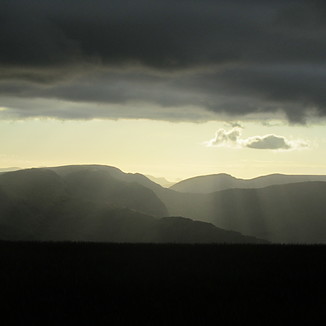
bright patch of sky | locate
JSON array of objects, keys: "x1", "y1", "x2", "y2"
[{"x1": 1, "y1": 118, "x2": 326, "y2": 180}]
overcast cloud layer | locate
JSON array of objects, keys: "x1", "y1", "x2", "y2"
[{"x1": 1, "y1": 0, "x2": 326, "y2": 122}]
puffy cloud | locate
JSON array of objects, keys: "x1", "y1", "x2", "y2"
[
  {"x1": 206, "y1": 128, "x2": 308, "y2": 151},
  {"x1": 207, "y1": 128, "x2": 242, "y2": 148},
  {"x1": 1, "y1": 1, "x2": 326, "y2": 122},
  {"x1": 243, "y1": 135, "x2": 308, "y2": 150},
  {"x1": 244, "y1": 135, "x2": 291, "y2": 150}
]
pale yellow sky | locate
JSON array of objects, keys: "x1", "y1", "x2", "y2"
[{"x1": 1, "y1": 118, "x2": 326, "y2": 181}]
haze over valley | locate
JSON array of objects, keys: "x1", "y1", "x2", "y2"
[{"x1": 1, "y1": 165, "x2": 326, "y2": 244}]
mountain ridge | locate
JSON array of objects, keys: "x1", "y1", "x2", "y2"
[
  {"x1": 2, "y1": 165, "x2": 326, "y2": 243},
  {"x1": 0, "y1": 166, "x2": 266, "y2": 244},
  {"x1": 164, "y1": 181, "x2": 326, "y2": 243},
  {"x1": 170, "y1": 172, "x2": 326, "y2": 193}
]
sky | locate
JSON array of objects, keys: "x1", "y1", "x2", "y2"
[{"x1": 1, "y1": 0, "x2": 326, "y2": 180}]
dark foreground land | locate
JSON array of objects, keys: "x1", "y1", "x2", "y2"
[{"x1": 1, "y1": 242, "x2": 326, "y2": 325}]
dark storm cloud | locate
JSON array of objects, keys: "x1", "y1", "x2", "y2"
[{"x1": 1, "y1": 0, "x2": 326, "y2": 122}]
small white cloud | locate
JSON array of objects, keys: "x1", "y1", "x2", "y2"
[
  {"x1": 206, "y1": 127, "x2": 242, "y2": 148},
  {"x1": 206, "y1": 128, "x2": 309, "y2": 151}
]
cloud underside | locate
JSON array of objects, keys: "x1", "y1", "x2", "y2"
[
  {"x1": 1, "y1": 0, "x2": 326, "y2": 122},
  {"x1": 207, "y1": 128, "x2": 308, "y2": 151}
]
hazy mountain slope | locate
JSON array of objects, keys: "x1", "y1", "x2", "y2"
[
  {"x1": 170, "y1": 174, "x2": 244, "y2": 193},
  {"x1": 250, "y1": 174, "x2": 326, "y2": 188},
  {"x1": 0, "y1": 168, "x2": 66, "y2": 208},
  {"x1": 50, "y1": 165, "x2": 164, "y2": 192},
  {"x1": 3, "y1": 165, "x2": 326, "y2": 243},
  {"x1": 0, "y1": 167, "x2": 168, "y2": 218},
  {"x1": 161, "y1": 182, "x2": 326, "y2": 243},
  {"x1": 51, "y1": 165, "x2": 172, "y2": 215},
  {"x1": 145, "y1": 175, "x2": 175, "y2": 188},
  {"x1": 62, "y1": 169, "x2": 168, "y2": 217},
  {"x1": 0, "y1": 169, "x2": 265, "y2": 243},
  {"x1": 171, "y1": 173, "x2": 326, "y2": 193}
]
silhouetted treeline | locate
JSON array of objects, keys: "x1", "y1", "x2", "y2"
[{"x1": 1, "y1": 241, "x2": 326, "y2": 324}]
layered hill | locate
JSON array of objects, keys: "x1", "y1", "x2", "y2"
[
  {"x1": 2, "y1": 165, "x2": 326, "y2": 243},
  {"x1": 170, "y1": 173, "x2": 326, "y2": 193},
  {"x1": 0, "y1": 167, "x2": 167, "y2": 217},
  {"x1": 161, "y1": 182, "x2": 326, "y2": 243},
  {"x1": 0, "y1": 167, "x2": 264, "y2": 243}
]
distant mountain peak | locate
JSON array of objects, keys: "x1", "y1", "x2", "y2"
[
  {"x1": 171, "y1": 172, "x2": 326, "y2": 194},
  {"x1": 145, "y1": 175, "x2": 175, "y2": 188}
]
